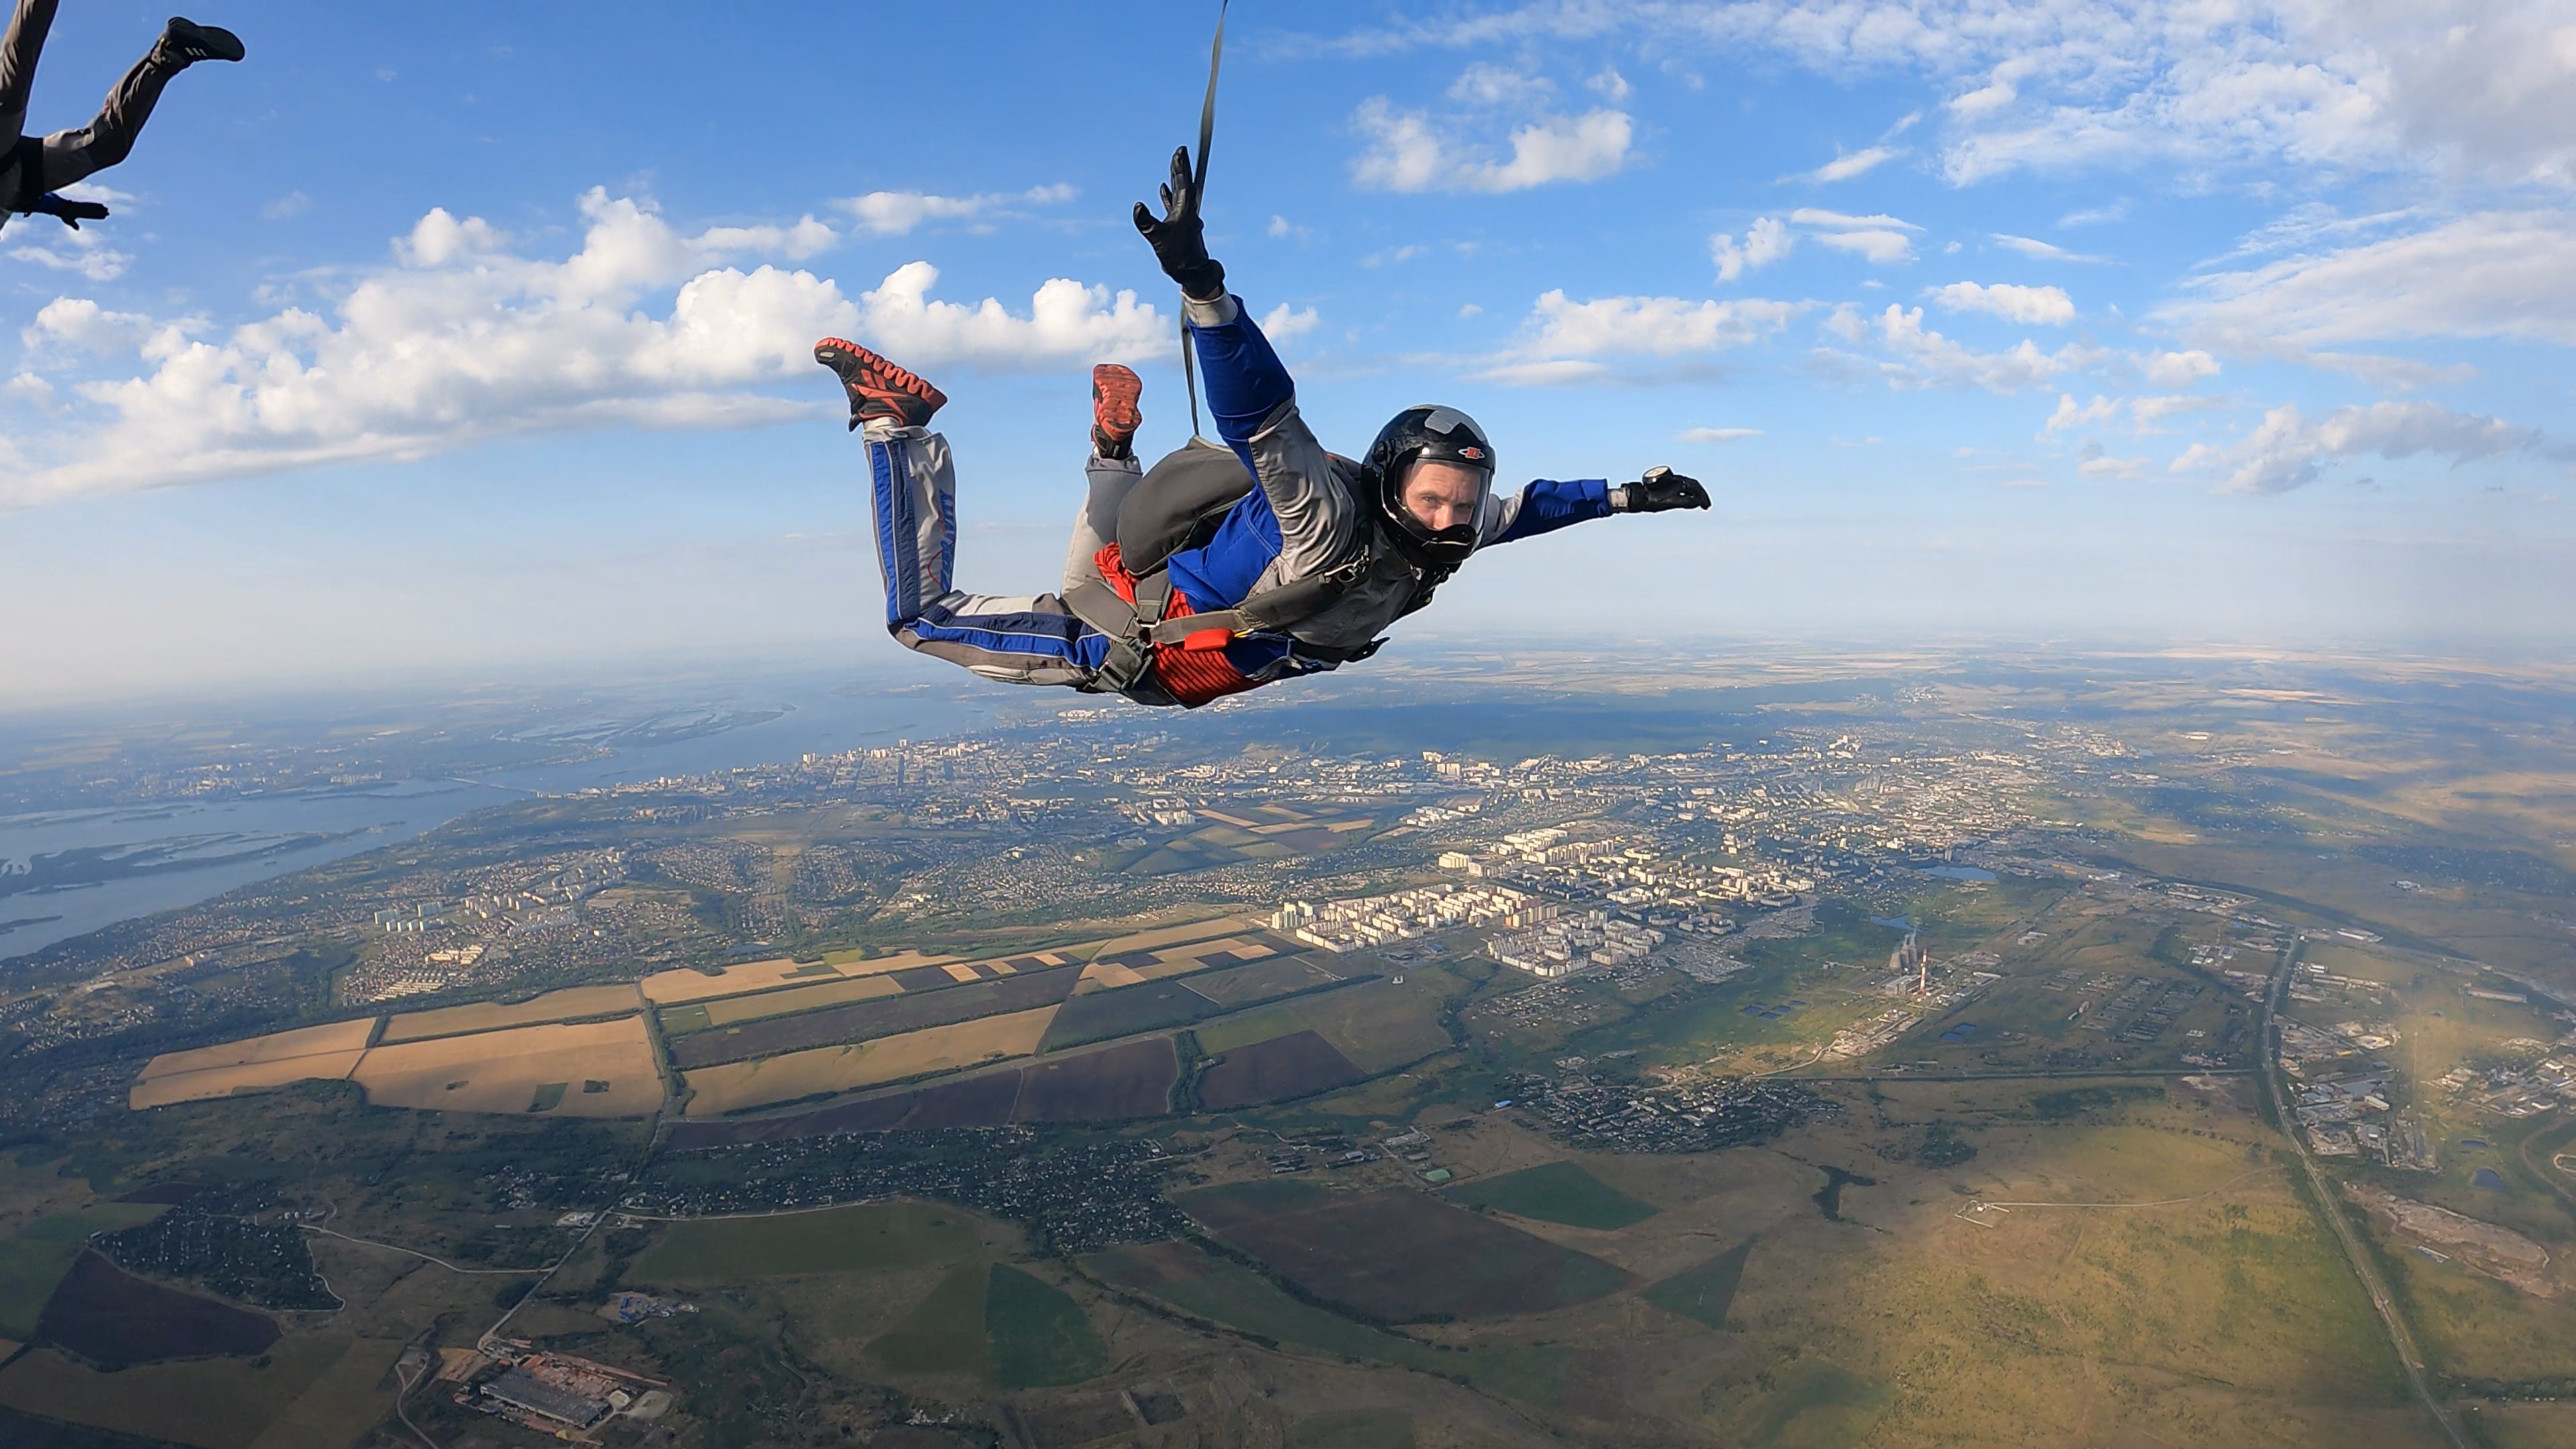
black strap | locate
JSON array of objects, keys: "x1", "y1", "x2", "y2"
[{"x1": 1179, "y1": 0, "x2": 1228, "y2": 441}]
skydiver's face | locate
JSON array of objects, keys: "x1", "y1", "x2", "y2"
[{"x1": 1401, "y1": 461, "x2": 1486, "y2": 533}]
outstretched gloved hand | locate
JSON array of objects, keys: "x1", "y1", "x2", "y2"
[
  {"x1": 1610, "y1": 466, "x2": 1711, "y2": 513},
  {"x1": 1133, "y1": 146, "x2": 1227, "y2": 302}
]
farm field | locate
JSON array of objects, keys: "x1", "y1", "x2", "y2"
[
  {"x1": 1186, "y1": 951, "x2": 1359, "y2": 1006},
  {"x1": 37, "y1": 1252, "x2": 278, "y2": 1368},
  {"x1": 0, "y1": 1331, "x2": 354, "y2": 1449},
  {"x1": 1040, "y1": 977, "x2": 1224, "y2": 1050},
  {"x1": 1076, "y1": 932, "x2": 1284, "y2": 991},
  {"x1": 0, "y1": 1204, "x2": 166, "y2": 1338},
  {"x1": 667, "y1": 971, "x2": 901, "y2": 1032},
  {"x1": 1179, "y1": 1181, "x2": 1625, "y2": 1321},
  {"x1": 678, "y1": 1005, "x2": 1060, "y2": 1116},
  {"x1": 1197, "y1": 1031, "x2": 1362, "y2": 1110},
  {"x1": 129, "y1": 1018, "x2": 376, "y2": 1109},
  {"x1": 983, "y1": 1265, "x2": 1105, "y2": 1389},
  {"x1": 1442, "y1": 1161, "x2": 1659, "y2": 1230},
  {"x1": 870, "y1": 1260, "x2": 991, "y2": 1375},
  {"x1": 641, "y1": 949, "x2": 963, "y2": 1004},
  {"x1": 380, "y1": 983, "x2": 640, "y2": 1041},
  {"x1": 669, "y1": 964, "x2": 1081, "y2": 1069},
  {"x1": 1012, "y1": 1036, "x2": 1178, "y2": 1122},
  {"x1": 631, "y1": 1201, "x2": 977, "y2": 1284},
  {"x1": 349, "y1": 1014, "x2": 660, "y2": 1116}
]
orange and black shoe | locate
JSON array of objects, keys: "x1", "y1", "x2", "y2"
[
  {"x1": 1091, "y1": 363, "x2": 1143, "y2": 460},
  {"x1": 814, "y1": 337, "x2": 947, "y2": 432}
]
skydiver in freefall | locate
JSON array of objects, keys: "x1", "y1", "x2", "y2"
[
  {"x1": 0, "y1": 3, "x2": 244, "y2": 234},
  {"x1": 813, "y1": 145, "x2": 1713, "y2": 709}
]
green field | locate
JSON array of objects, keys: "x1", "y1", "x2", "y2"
[
  {"x1": 1289, "y1": 1407, "x2": 1417, "y2": 1448},
  {"x1": 1084, "y1": 1242, "x2": 1566, "y2": 1405},
  {"x1": 629, "y1": 1201, "x2": 976, "y2": 1284},
  {"x1": 984, "y1": 1265, "x2": 1104, "y2": 1389},
  {"x1": 1643, "y1": 1239, "x2": 1752, "y2": 1329},
  {"x1": 1196, "y1": 1006, "x2": 1309, "y2": 1054},
  {"x1": 1729, "y1": 1359, "x2": 1895, "y2": 1449},
  {"x1": 1442, "y1": 1161, "x2": 1657, "y2": 1230},
  {"x1": 870, "y1": 1260, "x2": 990, "y2": 1375},
  {"x1": 0, "y1": 1203, "x2": 166, "y2": 1338}
]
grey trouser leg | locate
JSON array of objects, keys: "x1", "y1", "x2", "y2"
[
  {"x1": 1, "y1": 0, "x2": 60, "y2": 145},
  {"x1": 33, "y1": 30, "x2": 184, "y2": 189},
  {"x1": 1063, "y1": 452, "x2": 1143, "y2": 595},
  {"x1": 863, "y1": 424, "x2": 1110, "y2": 689}
]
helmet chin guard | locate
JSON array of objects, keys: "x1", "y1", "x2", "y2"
[{"x1": 1362, "y1": 405, "x2": 1494, "y2": 572}]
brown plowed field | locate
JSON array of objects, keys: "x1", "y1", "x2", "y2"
[
  {"x1": 350, "y1": 1016, "x2": 659, "y2": 1116},
  {"x1": 1195, "y1": 1030, "x2": 1361, "y2": 1110},
  {"x1": 668, "y1": 964, "x2": 1081, "y2": 1069},
  {"x1": 38, "y1": 1252, "x2": 278, "y2": 1369},
  {"x1": 641, "y1": 949, "x2": 960, "y2": 1004},
  {"x1": 1013, "y1": 1037, "x2": 1178, "y2": 1122},
  {"x1": 1180, "y1": 1182, "x2": 1626, "y2": 1322},
  {"x1": 382, "y1": 983, "x2": 639, "y2": 1041},
  {"x1": 900, "y1": 1070, "x2": 1026, "y2": 1128},
  {"x1": 131, "y1": 1018, "x2": 377, "y2": 1109},
  {"x1": 678, "y1": 1005, "x2": 1059, "y2": 1116}
]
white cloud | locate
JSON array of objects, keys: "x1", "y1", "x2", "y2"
[
  {"x1": 1821, "y1": 303, "x2": 2105, "y2": 392},
  {"x1": 1929, "y1": 281, "x2": 2075, "y2": 325},
  {"x1": 3, "y1": 372, "x2": 54, "y2": 407},
  {"x1": 2043, "y1": 393, "x2": 2118, "y2": 434},
  {"x1": 1260, "y1": 303, "x2": 1322, "y2": 339},
  {"x1": 1448, "y1": 62, "x2": 1556, "y2": 107},
  {"x1": 1678, "y1": 427, "x2": 1762, "y2": 442},
  {"x1": 2161, "y1": 209, "x2": 2576, "y2": 353},
  {"x1": 2129, "y1": 393, "x2": 2226, "y2": 430},
  {"x1": 1992, "y1": 233, "x2": 2105, "y2": 263},
  {"x1": 1587, "y1": 66, "x2": 1632, "y2": 102},
  {"x1": 1352, "y1": 95, "x2": 1633, "y2": 193},
  {"x1": 2135, "y1": 350, "x2": 2220, "y2": 388},
  {"x1": 2076, "y1": 441, "x2": 2148, "y2": 479},
  {"x1": 3, "y1": 191, "x2": 1166, "y2": 507},
  {"x1": 8, "y1": 230, "x2": 131, "y2": 281},
  {"x1": 1477, "y1": 288, "x2": 1802, "y2": 385},
  {"x1": 1710, "y1": 216, "x2": 1792, "y2": 282},
  {"x1": 836, "y1": 184, "x2": 1075, "y2": 237},
  {"x1": 1794, "y1": 145, "x2": 1903, "y2": 183},
  {"x1": 1794, "y1": 208, "x2": 1923, "y2": 265},
  {"x1": 22, "y1": 298, "x2": 158, "y2": 354},
  {"x1": 261, "y1": 191, "x2": 313, "y2": 221},
  {"x1": 2059, "y1": 200, "x2": 2129, "y2": 227},
  {"x1": 2174, "y1": 400, "x2": 2548, "y2": 494}
]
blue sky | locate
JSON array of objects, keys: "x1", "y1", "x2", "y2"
[{"x1": 5, "y1": 1, "x2": 2573, "y2": 706}]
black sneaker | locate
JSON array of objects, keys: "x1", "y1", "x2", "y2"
[
  {"x1": 814, "y1": 337, "x2": 947, "y2": 432},
  {"x1": 161, "y1": 18, "x2": 246, "y2": 64}
]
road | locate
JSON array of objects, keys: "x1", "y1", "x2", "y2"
[{"x1": 2259, "y1": 945, "x2": 2469, "y2": 1449}]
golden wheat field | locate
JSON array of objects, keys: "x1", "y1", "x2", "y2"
[
  {"x1": 129, "y1": 1018, "x2": 378, "y2": 1109},
  {"x1": 349, "y1": 1015, "x2": 661, "y2": 1116}
]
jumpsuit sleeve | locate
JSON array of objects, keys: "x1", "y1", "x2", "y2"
[
  {"x1": 1184, "y1": 292, "x2": 1360, "y2": 582},
  {"x1": 1478, "y1": 478, "x2": 1614, "y2": 547}
]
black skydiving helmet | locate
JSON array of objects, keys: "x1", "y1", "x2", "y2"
[{"x1": 1361, "y1": 405, "x2": 1495, "y2": 570}]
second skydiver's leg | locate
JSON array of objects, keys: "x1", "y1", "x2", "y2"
[
  {"x1": 1061, "y1": 365, "x2": 1148, "y2": 597},
  {"x1": 28, "y1": 16, "x2": 241, "y2": 192},
  {"x1": 1, "y1": 0, "x2": 64, "y2": 148}
]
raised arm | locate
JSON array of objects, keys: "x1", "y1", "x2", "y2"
[
  {"x1": 1480, "y1": 466, "x2": 1711, "y2": 547},
  {"x1": 1136, "y1": 146, "x2": 1357, "y2": 581}
]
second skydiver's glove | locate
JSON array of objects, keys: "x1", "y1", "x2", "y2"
[
  {"x1": 1609, "y1": 466, "x2": 1711, "y2": 513},
  {"x1": 1132, "y1": 145, "x2": 1227, "y2": 302}
]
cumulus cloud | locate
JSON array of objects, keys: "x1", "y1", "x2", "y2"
[
  {"x1": 21, "y1": 298, "x2": 160, "y2": 354},
  {"x1": 1928, "y1": 280, "x2": 2075, "y2": 325},
  {"x1": 837, "y1": 184, "x2": 1075, "y2": 237},
  {"x1": 1820, "y1": 303, "x2": 2104, "y2": 392},
  {"x1": 1477, "y1": 288, "x2": 1803, "y2": 385},
  {"x1": 1260, "y1": 303, "x2": 1322, "y2": 339},
  {"x1": 2043, "y1": 393, "x2": 2119, "y2": 434},
  {"x1": 1710, "y1": 217, "x2": 1792, "y2": 282},
  {"x1": 1794, "y1": 208, "x2": 1923, "y2": 265},
  {"x1": 1352, "y1": 96, "x2": 1633, "y2": 193},
  {"x1": 3, "y1": 190, "x2": 1166, "y2": 507},
  {"x1": 8, "y1": 229, "x2": 131, "y2": 281},
  {"x1": 2172, "y1": 400, "x2": 2550, "y2": 494}
]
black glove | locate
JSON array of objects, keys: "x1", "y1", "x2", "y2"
[
  {"x1": 30, "y1": 195, "x2": 111, "y2": 230},
  {"x1": 1132, "y1": 146, "x2": 1226, "y2": 301},
  {"x1": 1610, "y1": 466, "x2": 1710, "y2": 513}
]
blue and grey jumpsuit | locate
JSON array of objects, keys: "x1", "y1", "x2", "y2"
[{"x1": 857, "y1": 292, "x2": 1617, "y2": 700}]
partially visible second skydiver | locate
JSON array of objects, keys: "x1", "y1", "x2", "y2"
[
  {"x1": 1, "y1": 1, "x2": 244, "y2": 233},
  {"x1": 814, "y1": 144, "x2": 1713, "y2": 709}
]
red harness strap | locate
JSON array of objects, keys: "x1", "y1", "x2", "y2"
[{"x1": 1092, "y1": 544, "x2": 1260, "y2": 706}]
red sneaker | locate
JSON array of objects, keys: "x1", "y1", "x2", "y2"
[
  {"x1": 1091, "y1": 363, "x2": 1143, "y2": 460},
  {"x1": 814, "y1": 337, "x2": 947, "y2": 432}
]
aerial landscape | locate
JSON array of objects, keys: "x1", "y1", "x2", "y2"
[{"x1": 6, "y1": 3, "x2": 2573, "y2": 1447}]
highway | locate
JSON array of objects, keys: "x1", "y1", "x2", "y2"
[{"x1": 2259, "y1": 945, "x2": 2469, "y2": 1449}]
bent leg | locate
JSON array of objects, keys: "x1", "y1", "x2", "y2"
[
  {"x1": 866, "y1": 425, "x2": 1110, "y2": 689},
  {"x1": 34, "y1": 36, "x2": 181, "y2": 188},
  {"x1": 1063, "y1": 451, "x2": 1142, "y2": 595},
  {"x1": 1, "y1": 0, "x2": 60, "y2": 143}
]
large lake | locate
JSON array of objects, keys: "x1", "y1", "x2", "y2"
[{"x1": 1, "y1": 682, "x2": 1010, "y2": 963}]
